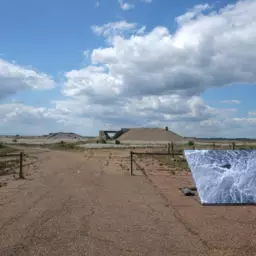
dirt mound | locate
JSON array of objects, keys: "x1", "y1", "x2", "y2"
[
  {"x1": 47, "y1": 132, "x2": 84, "y2": 139},
  {"x1": 118, "y1": 128, "x2": 184, "y2": 142}
]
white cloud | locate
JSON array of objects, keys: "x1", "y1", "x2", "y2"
[
  {"x1": 75, "y1": 0, "x2": 256, "y2": 101},
  {"x1": 0, "y1": 58, "x2": 54, "y2": 99},
  {"x1": 248, "y1": 111, "x2": 256, "y2": 116},
  {"x1": 48, "y1": 96, "x2": 255, "y2": 138},
  {"x1": 0, "y1": 103, "x2": 101, "y2": 136},
  {"x1": 2, "y1": 0, "x2": 256, "y2": 138},
  {"x1": 118, "y1": 0, "x2": 134, "y2": 10},
  {"x1": 58, "y1": 0, "x2": 256, "y2": 137},
  {"x1": 117, "y1": 0, "x2": 152, "y2": 10},
  {"x1": 52, "y1": 94, "x2": 216, "y2": 130},
  {"x1": 221, "y1": 100, "x2": 241, "y2": 104},
  {"x1": 0, "y1": 98, "x2": 255, "y2": 138},
  {"x1": 91, "y1": 21, "x2": 137, "y2": 37},
  {"x1": 176, "y1": 3, "x2": 212, "y2": 25}
]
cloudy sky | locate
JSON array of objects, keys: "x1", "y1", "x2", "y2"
[{"x1": 0, "y1": 0, "x2": 256, "y2": 138}]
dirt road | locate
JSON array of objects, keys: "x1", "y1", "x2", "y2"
[{"x1": 0, "y1": 149, "x2": 255, "y2": 255}]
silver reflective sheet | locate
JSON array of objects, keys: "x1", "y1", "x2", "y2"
[{"x1": 184, "y1": 150, "x2": 256, "y2": 204}]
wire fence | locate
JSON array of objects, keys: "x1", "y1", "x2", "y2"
[
  {"x1": 129, "y1": 141, "x2": 256, "y2": 175},
  {"x1": 0, "y1": 152, "x2": 25, "y2": 179}
]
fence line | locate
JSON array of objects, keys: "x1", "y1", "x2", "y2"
[
  {"x1": 0, "y1": 152, "x2": 25, "y2": 179},
  {"x1": 130, "y1": 142, "x2": 183, "y2": 176},
  {"x1": 129, "y1": 141, "x2": 249, "y2": 176}
]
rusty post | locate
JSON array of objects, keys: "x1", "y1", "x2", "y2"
[
  {"x1": 130, "y1": 151, "x2": 133, "y2": 176},
  {"x1": 19, "y1": 152, "x2": 25, "y2": 179}
]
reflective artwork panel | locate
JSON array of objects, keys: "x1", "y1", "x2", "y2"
[{"x1": 184, "y1": 150, "x2": 256, "y2": 204}]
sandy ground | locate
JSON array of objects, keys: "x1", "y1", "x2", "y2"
[{"x1": 1, "y1": 148, "x2": 256, "y2": 255}]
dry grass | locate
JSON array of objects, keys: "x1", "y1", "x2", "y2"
[
  {"x1": 0, "y1": 144, "x2": 20, "y2": 176},
  {"x1": 0, "y1": 144, "x2": 30, "y2": 177},
  {"x1": 154, "y1": 154, "x2": 190, "y2": 172},
  {"x1": 12, "y1": 141, "x2": 84, "y2": 152},
  {"x1": 0, "y1": 159, "x2": 18, "y2": 176},
  {"x1": 0, "y1": 143, "x2": 19, "y2": 155},
  {"x1": 47, "y1": 141, "x2": 84, "y2": 151}
]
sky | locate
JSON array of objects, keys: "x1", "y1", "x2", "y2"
[{"x1": 0, "y1": 0, "x2": 256, "y2": 138}]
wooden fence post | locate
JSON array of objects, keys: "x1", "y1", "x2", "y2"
[
  {"x1": 167, "y1": 143, "x2": 170, "y2": 154},
  {"x1": 19, "y1": 152, "x2": 25, "y2": 179},
  {"x1": 130, "y1": 151, "x2": 133, "y2": 176},
  {"x1": 171, "y1": 141, "x2": 174, "y2": 157},
  {"x1": 232, "y1": 142, "x2": 235, "y2": 150}
]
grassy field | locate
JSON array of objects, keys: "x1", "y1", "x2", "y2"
[
  {"x1": 0, "y1": 159, "x2": 19, "y2": 176},
  {"x1": 0, "y1": 143, "x2": 22, "y2": 177},
  {"x1": 0, "y1": 143, "x2": 19, "y2": 155}
]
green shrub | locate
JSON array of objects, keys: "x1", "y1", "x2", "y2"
[{"x1": 188, "y1": 140, "x2": 194, "y2": 146}]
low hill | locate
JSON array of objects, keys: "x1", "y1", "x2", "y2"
[
  {"x1": 47, "y1": 132, "x2": 85, "y2": 140},
  {"x1": 118, "y1": 128, "x2": 184, "y2": 142}
]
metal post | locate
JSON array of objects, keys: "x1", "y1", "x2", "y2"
[
  {"x1": 171, "y1": 141, "x2": 174, "y2": 158},
  {"x1": 130, "y1": 151, "x2": 133, "y2": 176},
  {"x1": 19, "y1": 152, "x2": 25, "y2": 179},
  {"x1": 167, "y1": 143, "x2": 170, "y2": 154}
]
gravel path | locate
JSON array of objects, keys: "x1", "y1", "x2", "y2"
[{"x1": 0, "y1": 149, "x2": 255, "y2": 255}]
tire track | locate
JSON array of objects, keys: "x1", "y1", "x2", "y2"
[{"x1": 133, "y1": 158, "x2": 211, "y2": 250}]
